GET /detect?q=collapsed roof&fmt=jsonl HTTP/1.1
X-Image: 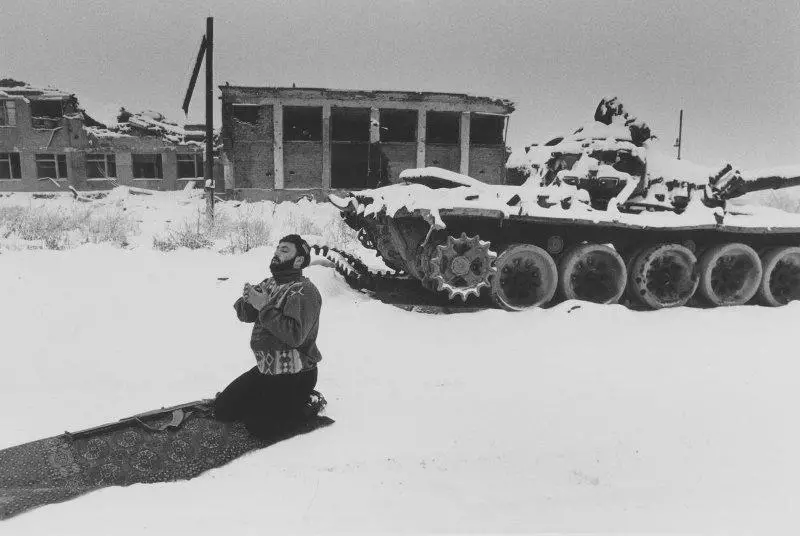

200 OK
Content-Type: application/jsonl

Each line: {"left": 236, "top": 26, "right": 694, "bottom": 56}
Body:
{"left": 86, "top": 109, "right": 206, "bottom": 145}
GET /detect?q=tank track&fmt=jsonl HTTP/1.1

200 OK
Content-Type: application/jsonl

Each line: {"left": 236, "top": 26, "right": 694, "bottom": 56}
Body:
{"left": 310, "top": 244, "right": 404, "bottom": 293}
{"left": 310, "top": 243, "right": 495, "bottom": 313}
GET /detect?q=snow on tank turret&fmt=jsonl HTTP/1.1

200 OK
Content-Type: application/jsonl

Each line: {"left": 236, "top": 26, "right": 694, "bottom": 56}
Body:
{"left": 330, "top": 98, "right": 800, "bottom": 311}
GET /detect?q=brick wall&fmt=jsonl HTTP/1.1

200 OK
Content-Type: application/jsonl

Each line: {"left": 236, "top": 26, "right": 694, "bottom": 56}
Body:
{"left": 224, "top": 103, "right": 275, "bottom": 189}
{"left": 0, "top": 95, "right": 205, "bottom": 192}
{"left": 284, "top": 142, "right": 323, "bottom": 189}
{"left": 232, "top": 105, "right": 273, "bottom": 141}
{"left": 468, "top": 146, "right": 507, "bottom": 185}
{"left": 219, "top": 89, "right": 515, "bottom": 191}
{"left": 380, "top": 142, "right": 417, "bottom": 183}
{"left": 425, "top": 144, "right": 460, "bottom": 172}
{"left": 233, "top": 142, "right": 274, "bottom": 189}
{"left": 0, "top": 100, "right": 83, "bottom": 191}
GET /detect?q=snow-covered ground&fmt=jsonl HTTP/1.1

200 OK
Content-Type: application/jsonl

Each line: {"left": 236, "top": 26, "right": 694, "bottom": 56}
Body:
{"left": 1, "top": 189, "right": 799, "bottom": 534}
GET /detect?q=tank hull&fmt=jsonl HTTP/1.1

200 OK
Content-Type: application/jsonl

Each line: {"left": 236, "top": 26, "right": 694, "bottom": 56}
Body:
{"left": 338, "top": 202, "right": 800, "bottom": 309}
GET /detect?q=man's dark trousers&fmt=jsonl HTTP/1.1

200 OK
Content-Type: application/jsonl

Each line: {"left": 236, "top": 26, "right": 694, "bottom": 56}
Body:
{"left": 214, "top": 366, "right": 318, "bottom": 438}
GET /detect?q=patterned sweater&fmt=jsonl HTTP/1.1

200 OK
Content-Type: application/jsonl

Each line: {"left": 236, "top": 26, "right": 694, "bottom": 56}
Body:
{"left": 234, "top": 272, "right": 323, "bottom": 375}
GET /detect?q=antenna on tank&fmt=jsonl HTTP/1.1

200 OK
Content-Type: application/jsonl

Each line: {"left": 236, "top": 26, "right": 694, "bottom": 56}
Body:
{"left": 674, "top": 109, "right": 683, "bottom": 160}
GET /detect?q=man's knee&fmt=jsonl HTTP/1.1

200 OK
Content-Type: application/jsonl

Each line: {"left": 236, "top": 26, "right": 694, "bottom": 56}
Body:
{"left": 212, "top": 390, "right": 241, "bottom": 421}
{"left": 214, "top": 367, "right": 262, "bottom": 421}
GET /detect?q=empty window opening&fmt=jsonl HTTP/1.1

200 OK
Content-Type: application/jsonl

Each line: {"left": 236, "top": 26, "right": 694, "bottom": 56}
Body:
{"left": 332, "top": 107, "right": 370, "bottom": 142}
{"left": 283, "top": 106, "right": 322, "bottom": 141}
{"left": 0, "top": 101, "right": 17, "bottom": 126}
{"left": 332, "top": 144, "right": 369, "bottom": 189}
{"left": 30, "top": 100, "right": 63, "bottom": 118}
{"left": 132, "top": 154, "right": 163, "bottom": 179}
{"left": 31, "top": 100, "right": 64, "bottom": 129}
{"left": 379, "top": 109, "right": 417, "bottom": 142}
{"left": 470, "top": 114, "right": 506, "bottom": 145}
{"left": 232, "top": 104, "right": 261, "bottom": 125}
{"left": 36, "top": 154, "right": 68, "bottom": 179}
{"left": 426, "top": 111, "right": 459, "bottom": 144}
{"left": 86, "top": 153, "right": 117, "bottom": 179}
{"left": 0, "top": 152, "right": 22, "bottom": 179}
{"left": 177, "top": 153, "right": 204, "bottom": 179}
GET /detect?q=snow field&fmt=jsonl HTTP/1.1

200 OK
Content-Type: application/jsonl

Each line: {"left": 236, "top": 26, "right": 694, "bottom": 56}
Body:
{"left": 1, "top": 243, "right": 799, "bottom": 533}
{"left": 0, "top": 188, "right": 799, "bottom": 533}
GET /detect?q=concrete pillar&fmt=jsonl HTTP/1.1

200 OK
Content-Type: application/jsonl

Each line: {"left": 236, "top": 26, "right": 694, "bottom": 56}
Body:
{"left": 416, "top": 108, "right": 426, "bottom": 169}
{"left": 273, "top": 103, "right": 284, "bottom": 189}
{"left": 370, "top": 107, "right": 380, "bottom": 143}
{"left": 222, "top": 152, "right": 235, "bottom": 190}
{"left": 116, "top": 152, "right": 133, "bottom": 186}
{"left": 322, "top": 103, "right": 331, "bottom": 189}
{"left": 459, "top": 111, "right": 470, "bottom": 176}
{"left": 66, "top": 149, "right": 84, "bottom": 188}
{"left": 162, "top": 151, "right": 178, "bottom": 190}
{"left": 20, "top": 152, "right": 37, "bottom": 190}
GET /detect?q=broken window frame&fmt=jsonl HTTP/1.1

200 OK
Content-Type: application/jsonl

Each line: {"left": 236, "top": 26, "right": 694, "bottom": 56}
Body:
{"left": 131, "top": 153, "right": 163, "bottom": 180}
{"left": 30, "top": 100, "right": 64, "bottom": 118}
{"left": 379, "top": 109, "right": 417, "bottom": 143}
{"left": 177, "top": 153, "right": 204, "bottom": 179}
{"left": 331, "top": 107, "right": 370, "bottom": 143}
{"left": 30, "top": 100, "right": 64, "bottom": 129}
{"left": 426, "top": 111, "right": 460, "bottom": 145}
{"left": 232, "top": 104, "right": 262, "bottom": 125}
{"left": 0, "top": 101, "right": 17, "bottom": 127}
{"left": 0, "top": 152, "right": 22, "bottom": 180}
{"left": 35, "top": 153, "right": 68, "bottom": 179}
{"left": 283, "top": 106, "right": 323, "bottom": 142}
{"left": 469, "top": 113, "right": 506, "bottom": 145}
{"left": 86, "top": 153, "right": 117, "bottom": 179}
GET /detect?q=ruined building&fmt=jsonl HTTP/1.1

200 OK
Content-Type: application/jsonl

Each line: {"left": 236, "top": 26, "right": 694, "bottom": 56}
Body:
{"left": 0, "top": 81, "right": 209, "bottom": 192}
{"left": 220, "top": 86, "right": 514, "bottom": 197}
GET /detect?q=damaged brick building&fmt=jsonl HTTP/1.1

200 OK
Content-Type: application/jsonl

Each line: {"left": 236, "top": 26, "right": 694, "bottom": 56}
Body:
{"left": 0, "top": 82, "right": 212, "bottom": 192}
{"left": 220, "top": 86, "right": 514, "bottom": 196}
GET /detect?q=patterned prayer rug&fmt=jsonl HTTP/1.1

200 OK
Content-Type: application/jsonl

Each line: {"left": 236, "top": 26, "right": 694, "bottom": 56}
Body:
{"left": 0, "top": 411, "right": 334, "bottom": 520}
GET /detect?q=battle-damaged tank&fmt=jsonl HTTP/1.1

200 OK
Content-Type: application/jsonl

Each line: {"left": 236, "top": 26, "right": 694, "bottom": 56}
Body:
{"left": 327, "top": 98, "right": 800, "bottom": 311}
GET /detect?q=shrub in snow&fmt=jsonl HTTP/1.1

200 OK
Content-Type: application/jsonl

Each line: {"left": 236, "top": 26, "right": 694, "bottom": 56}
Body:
{"left": 221, "top": 207, "right": 271, "bottom": 254}
{"left": 153, "top": 207, "right": 271, "bottom": 253}
{"left": 0, "top": 204, "right": 136, "bottom": 250}
{"left": 274, "top": 210, "right": 324, "bottom": 240}
{"left": 0, "top": 206, "right": 74, "bottom": 250}
{"left": 152, "top": 217, "right": 215, "bottom": 252}
{"left": 321, "top": 214, "right": 359, "bottom": 251}
{"left": 79, "top": 208, "right": 139, "bottom": 247}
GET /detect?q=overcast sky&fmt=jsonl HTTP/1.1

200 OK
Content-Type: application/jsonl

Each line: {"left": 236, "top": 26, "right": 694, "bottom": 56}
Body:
{"left": 3, "top": 0, "right": 798, "bottom": 170}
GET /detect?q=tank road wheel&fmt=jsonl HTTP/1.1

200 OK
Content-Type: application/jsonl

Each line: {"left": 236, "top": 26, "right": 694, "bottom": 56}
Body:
{"left": 757, "top": 246, "right": 800, "bottom": 306}
{"left": 429, "top": 233, "right": 497, "bottom": 301}
{"left": 559, "top": 244, "right": 627, "bottom": 304}
{"left": 490, "top": 244, "right": 558, "bottom": 311}
{"left": 629, "top": 244, "right": 699, "bottom": 309}
{"left": 697, "top": 243, "right": 762, "bottom": 306}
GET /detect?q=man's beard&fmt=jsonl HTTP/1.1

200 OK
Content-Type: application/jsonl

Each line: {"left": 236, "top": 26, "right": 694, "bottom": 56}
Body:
{"left": 270, "top": 256, "right": 296, "bottom": 272}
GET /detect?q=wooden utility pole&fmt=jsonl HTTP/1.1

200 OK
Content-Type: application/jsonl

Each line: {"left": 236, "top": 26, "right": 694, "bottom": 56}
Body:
{"left": 204, "top": 16, "right": 214, "bottom": 220}
{"left": 675, "top": 109, "right": 683, "bottom": 160}
{"left": 182, "top": 18, "right": 215, "bottom": 218}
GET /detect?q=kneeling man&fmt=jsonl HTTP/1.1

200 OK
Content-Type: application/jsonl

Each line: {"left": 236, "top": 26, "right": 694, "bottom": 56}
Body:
{"left": 214, "top": 234, "right": 323, "bottom": 437}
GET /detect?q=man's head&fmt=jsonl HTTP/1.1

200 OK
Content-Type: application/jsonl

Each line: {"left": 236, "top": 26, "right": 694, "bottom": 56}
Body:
{"left": 271, "top": 234, "right": 311, "bottom": 272}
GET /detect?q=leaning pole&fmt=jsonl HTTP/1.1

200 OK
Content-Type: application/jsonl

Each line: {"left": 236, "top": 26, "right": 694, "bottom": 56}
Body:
{"left": 204, "top": 16, "right": 214, "bottom": 220}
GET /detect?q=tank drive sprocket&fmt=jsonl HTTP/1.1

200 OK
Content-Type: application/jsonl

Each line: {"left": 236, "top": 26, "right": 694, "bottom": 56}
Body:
{"left": 428, "top": 233, "right": 497, "bottom": 301}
